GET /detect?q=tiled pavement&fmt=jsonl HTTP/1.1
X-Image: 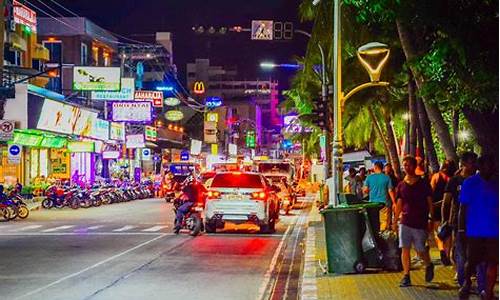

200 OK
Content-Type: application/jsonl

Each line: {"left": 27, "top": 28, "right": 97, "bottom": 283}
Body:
{"left": 301, "top": 203, "right": 494, "bottom": 300}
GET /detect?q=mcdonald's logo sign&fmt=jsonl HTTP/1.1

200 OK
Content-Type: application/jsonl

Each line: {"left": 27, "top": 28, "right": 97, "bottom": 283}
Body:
{"left": 193, "top": 81, "right": 205, "bottom": 95}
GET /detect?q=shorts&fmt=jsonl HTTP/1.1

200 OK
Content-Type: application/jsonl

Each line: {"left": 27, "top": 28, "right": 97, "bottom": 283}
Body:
{"left": 467, "top": 237, "right": 499, "bottom": 264}
{"left": 399, "top": 224, "right": 428, "bottom": 252}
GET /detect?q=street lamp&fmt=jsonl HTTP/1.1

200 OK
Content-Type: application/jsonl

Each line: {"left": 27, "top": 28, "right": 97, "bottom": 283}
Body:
{"left": 259, "top": 62, "right": 301, "bottom": 69}
{"left": 329, "top": 1, "right": 390, "bottom": 207}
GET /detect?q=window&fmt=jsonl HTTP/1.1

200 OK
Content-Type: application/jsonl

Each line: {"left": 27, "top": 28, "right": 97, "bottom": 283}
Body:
{"left": 103, "top": 51, "right": 110, "bottom": 66}
{"left": 32, "top": 59, "right": 42, "bottom": 71}
{"left": 5, "top": 49, "right": 22, "bottom": 66}
{"left": 92, "top": 46, "right": 99, "bottom": 65}
{"left": 80, "top": 43, "right": 88, "bottom": 65}
{"left": 211, "top": 174, "right": 264, "bottom": 189}
{"left": 43, "top": 41, "right": 63, "bottom": 63}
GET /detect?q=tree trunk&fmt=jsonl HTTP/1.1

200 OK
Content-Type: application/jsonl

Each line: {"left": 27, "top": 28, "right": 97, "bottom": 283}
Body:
{"left": 417, "top": 97, "right": 440, "bottom": 172}
{"left": 396, "top": 19, "right": 458, "bottom": 163}
{"left": 381, "top": 106, "right": 403, "bottom": 179}
{"left": 408, "top": 75, "right": 418, "bottom": 157}
{"left": 463, "top": 107, "right": 499, "bottom": 158}
{"left": 367, "top": 105, "right": 391, "bottom": 158}
{"left": 452, "top": 110, "right": 459, "bottom": 149}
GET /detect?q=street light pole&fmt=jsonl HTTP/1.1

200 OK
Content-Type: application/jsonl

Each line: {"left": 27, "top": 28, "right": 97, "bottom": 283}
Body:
{"left": 331, "top": 0, "right": 342, "bottom": 206}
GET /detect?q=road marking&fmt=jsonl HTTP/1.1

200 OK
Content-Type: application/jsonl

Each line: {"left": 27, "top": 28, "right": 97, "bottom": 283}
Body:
{"left": 12, "top": 225, "right": 43, "bottom": 231}
{"left": 256, "top": 224, "right": 292, "bottom": 300}
{"left": 41, "top": 225, "right": 74, "bottom": 232}
{"left": 113, "top": 225, "right": 135, "bottom": 232}
{"left": 282, "top": 213, "right": 306, "bottom": 299}
{"left": 87, "top": 225, "right": 104, "bottom": 230}
{"left": 142, "top": 225, "right": 168, "bottom": 232}
{"left": 14, "top": 234, "right": 168, "bottom": 300}
{"left": 0, "top": 232, "right": 172, "bottom": 236}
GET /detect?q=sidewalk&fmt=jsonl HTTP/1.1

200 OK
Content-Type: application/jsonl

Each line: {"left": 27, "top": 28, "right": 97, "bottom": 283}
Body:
{"left": 25, "top": 196, "right": 44, "bottom": 211}
{"left": 300, "top": 203, "right": 479, "bottom": 300}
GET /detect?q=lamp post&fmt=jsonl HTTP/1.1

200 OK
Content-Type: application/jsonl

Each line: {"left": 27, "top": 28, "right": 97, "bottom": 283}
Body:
{"left": 330, "top": 0, "right": 391, "bottom": 206}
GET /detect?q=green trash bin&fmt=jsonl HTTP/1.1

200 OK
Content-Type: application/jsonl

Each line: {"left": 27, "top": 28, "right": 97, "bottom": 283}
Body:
{"left": 321, "top": 207, "right": 365, "bottom": 274}
{"left": 349, "top": 202, "right": 384, "bottom": 232}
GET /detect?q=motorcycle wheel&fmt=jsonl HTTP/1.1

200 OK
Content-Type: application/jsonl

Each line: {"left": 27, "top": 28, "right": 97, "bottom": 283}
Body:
{"left": 18, "top": 205, "right": 29, "bottom": 219}
{"left": 70, "top": 199, "right": 80, "bottom": 209}
{"left": 55, "top": 200, "right": 64, "bottom": 209}
{"left": 188, "top": 215, "right": 202, "bottom": 236}
{"left": 7, "top": 205, "right": 18, "bottom": 220}
{"left": 93, "top": 198, "right": 102, "bottom": 207}
{"left": 42, "top": 199, "right": 52, "bottom": 209}
{"left": 0, "top": 207, "right": 10, "bottom": 221}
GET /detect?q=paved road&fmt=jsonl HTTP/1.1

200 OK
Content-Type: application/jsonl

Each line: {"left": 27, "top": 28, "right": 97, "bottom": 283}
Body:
{"left": 0, "top": 197, "right": 311, "bottom": 300}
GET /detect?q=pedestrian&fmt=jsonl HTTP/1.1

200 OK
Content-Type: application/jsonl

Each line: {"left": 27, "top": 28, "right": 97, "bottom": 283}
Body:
{"left": 357, "top": 167, "right": 367, "bottom": 200}
{"left": 363, "top": 161, "right": 396, "bottom": 231}
{"left": 430, "top": 159, "right": 457, "bottom": 265}
{"left": 393, "top": 155, "right": 435, "bottom": 287}
{"left": 344, "top": 167, "right": 358, "bottom": 194}
{"left": 441, "top": 152, "right": 486, "bottom": 290}
{"left": 384, "top": 163, "right": 400, "bottom": 192}
{"left": 458, "top": 155, "right": 498, "bottom": 300}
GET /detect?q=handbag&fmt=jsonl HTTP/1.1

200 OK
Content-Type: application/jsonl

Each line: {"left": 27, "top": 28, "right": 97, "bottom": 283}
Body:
{"left": 437, "top": 221, "right": 452, "bottom": 241}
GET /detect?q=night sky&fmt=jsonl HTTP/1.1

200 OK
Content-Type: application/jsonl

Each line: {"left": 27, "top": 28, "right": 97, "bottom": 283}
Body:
{"left": 35, "top": 0, "right": 311, "bottom": 88}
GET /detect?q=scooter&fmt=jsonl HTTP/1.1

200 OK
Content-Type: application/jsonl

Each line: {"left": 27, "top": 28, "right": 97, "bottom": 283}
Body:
{"left": 172, "top": 197, "right": 203, "bottom": 236}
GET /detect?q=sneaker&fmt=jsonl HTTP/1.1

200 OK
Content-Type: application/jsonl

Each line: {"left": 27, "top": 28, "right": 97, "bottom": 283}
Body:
{"left": 400, "top": 274, "right": 411, "bottom": 287}
{"left": 425, "top": 263, "right": 435, "bottom": 282}
{"left": 440, "top": 250, "right": 452, "bottom": 266}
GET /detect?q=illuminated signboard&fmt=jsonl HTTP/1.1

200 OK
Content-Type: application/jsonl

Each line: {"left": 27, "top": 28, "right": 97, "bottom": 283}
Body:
{"left": 110, "top": 122, "right": 125, "bottom": 141}
{"left": 102, "top": 151, "right": 120, "bottom": 159}
{"left": 206, "top": 112, "right": 218, "bottom": 122}
{"left": 145, "top": 126, "right": 157, "bottom": 142}
{"left": 205, "top": 96, "right": 222, "bottom": 108}
{"left": 68, "top": 141, "right": 95, "bottom": 153}
{"left": 164, "top": 97, "right": 180, "bottom": 106}
{"left": 193, "top": 81, "right": 205, "bottom": 95}
{"left": 92, "top": 78, "right": 135, "bottom": 100}
{"left": 13, "top": 0, "right": 37, "bottom": 33}
{"left": 134, "top": 90, "right": 163, "bottom": 107}
{"left": 90, "top": 119, "right": 110, "bottom": 140}
{"left": 164, "top": 110, "right": 184, "bottom": 121}
{"left": 246, "top": 130, "right": 256, "bottom": 148}
{"left": 126, "top": 134, "right": 145, "bottom": 148}
{"left": 111, "top": 101, "right": 152, "bottom": 122}
{"left": 73, "top": 66, "right": 121, "bottom": 91}
{"left": 73, "top": 109, "right": 97, "bottom": 137}
{"left": 251, "top": 20, "right": 273, "bottom": 40}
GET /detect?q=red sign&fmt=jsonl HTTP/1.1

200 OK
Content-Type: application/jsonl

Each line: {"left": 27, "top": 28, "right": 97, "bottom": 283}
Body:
{"left": 13, "top": 0, "right": 37, "bottom": 33}
{"left": 134, "top": 90, "right": 163, "bottom": 107}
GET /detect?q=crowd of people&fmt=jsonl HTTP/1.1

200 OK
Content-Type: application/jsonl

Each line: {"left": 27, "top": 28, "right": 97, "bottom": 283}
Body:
{"left": 344, "top": 152, "right": 498, "bottom": 299}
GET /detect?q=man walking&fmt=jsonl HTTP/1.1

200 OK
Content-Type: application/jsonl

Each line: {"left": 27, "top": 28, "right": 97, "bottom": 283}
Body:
{"left": 458, "top": 155, "right": 498, "bottom": 299}
{"left": 363, "top": 161, "right": 396, "bottom": 231}
{"left": 393, "top": 156, "right": 435, "bottom": 287}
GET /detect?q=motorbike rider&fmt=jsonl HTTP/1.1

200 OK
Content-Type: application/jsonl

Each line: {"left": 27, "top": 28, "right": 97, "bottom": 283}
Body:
{"left": 174, "top": 174, "right": 207, "bottom": 234}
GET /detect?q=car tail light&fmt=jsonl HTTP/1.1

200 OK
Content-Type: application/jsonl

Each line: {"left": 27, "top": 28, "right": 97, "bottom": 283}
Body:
{"left": 207, "top": 190, "right": 221, "bottom": 199}
{"left": 251, "top": 191, "right": 267, "bottom": 200}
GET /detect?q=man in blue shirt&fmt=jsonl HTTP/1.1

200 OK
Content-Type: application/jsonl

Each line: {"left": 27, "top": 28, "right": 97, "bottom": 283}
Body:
{"left": 364, "top": 161, "right": 396, "bottom": 231}
{"left": 459, "top": 155, "right": 499, "bottom": 299}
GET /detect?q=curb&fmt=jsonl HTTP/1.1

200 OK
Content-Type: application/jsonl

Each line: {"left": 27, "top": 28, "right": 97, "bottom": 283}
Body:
{"left": 299, "top": 194, "right": 321, "bottom": 300}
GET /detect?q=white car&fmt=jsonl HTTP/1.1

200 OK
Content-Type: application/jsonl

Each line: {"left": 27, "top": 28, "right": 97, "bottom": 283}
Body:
{"left": 204, "top": 172, "right": 280, "bottom": 233}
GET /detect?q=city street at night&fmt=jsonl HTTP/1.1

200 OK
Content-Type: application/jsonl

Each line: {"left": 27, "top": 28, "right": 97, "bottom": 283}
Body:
{"left": 0, "top": 197, "right": 312, "bottom": 300}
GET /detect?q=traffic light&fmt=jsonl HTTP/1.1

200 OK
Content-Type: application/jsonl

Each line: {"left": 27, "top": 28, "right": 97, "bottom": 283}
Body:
{"left": 311, "top": 98, "right": 328, "bottom": 129}
{"left": 246, "top": 130, "right": 256, "bottom": 148}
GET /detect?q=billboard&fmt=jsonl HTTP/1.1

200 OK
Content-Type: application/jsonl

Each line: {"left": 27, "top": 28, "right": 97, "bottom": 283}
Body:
{"left": 73, "top": 66, "right": 121, "bottom": 91}
{"left": 134, "top": 90, "right": 163, "bottom": 107}
{"left": 251, "top": 20, "right": 273, "bottom": 40}
{"left": 110, "top": 122, "right": 125, "bottom": 141}
{"left": 164, "top": 110, "right": 184, "bottom": 121}
{"left": 37, "top": 99, "right": 79, "bottom": 135}
{"left": 204, "top": 121, "right": 217, "bottom": 144}
{"left": 90, "top": 119, "right": 110, "bottom": 140}
{"left": 73, "top": 109, "right": 98, "bottom": 137}
{"left": 91, "top": 78, "right": 135, "bottom": 100}
{"left": 111, "top": 101, "right": 152, "bottom": 122}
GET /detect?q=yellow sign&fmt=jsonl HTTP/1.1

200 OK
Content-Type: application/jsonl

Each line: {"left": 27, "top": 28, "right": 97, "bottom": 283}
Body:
{"left": 206, "top": 112, "right": 218, "bottom": 122}
{"left": 193, "top": 81, "right": 205, "bottom": 95}
{"left": 211, "top": 144, "right": 218, "bottom": 155}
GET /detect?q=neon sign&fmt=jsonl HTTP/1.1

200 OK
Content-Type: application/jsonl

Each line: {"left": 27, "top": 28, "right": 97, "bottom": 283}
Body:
{"left": 193, "top": 81, "right": 205, "bottom": 95}
{"left": 205, "top": 96, "right": 222, "bottom": 108}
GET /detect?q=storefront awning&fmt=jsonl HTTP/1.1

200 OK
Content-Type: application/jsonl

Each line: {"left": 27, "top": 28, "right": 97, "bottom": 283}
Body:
{"left": 12, "top": 131, "right": 43, "bottom": 147}
{"left": 68, "top": 141, "right": 94, "bottom": 152}
{"left": 40, "top": 136, "right": 67, "bottom": 148}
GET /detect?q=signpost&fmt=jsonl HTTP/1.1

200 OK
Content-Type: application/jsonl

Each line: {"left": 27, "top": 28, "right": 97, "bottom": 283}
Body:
{"left": 7, "top": 144, "right": 21, "bottom": 164}
{"left": 251, "top": 20, "right": 273, "bottom": 40}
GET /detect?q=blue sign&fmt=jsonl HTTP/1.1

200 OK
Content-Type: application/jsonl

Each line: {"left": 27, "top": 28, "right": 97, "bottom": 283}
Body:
{"left": 9, "top": 145, "right": 20, "bottom": 155}
{"left": 205, "top": 96, "right": 223, "bottom": 108}
{"left": 180, "top": 150, "right": 190, "bottom": 161}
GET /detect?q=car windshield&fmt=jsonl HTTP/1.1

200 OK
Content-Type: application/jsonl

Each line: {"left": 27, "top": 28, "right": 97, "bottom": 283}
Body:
{"left": 211, "top": 173, "right": 264, "bottom": 189}
{"left": 258, "top": 163, "right": 290, "bottom": 174}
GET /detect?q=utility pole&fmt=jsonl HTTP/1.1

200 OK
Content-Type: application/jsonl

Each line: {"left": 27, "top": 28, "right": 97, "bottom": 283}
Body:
{"left": 0, "top": 0, "right": 6, "bottom": 86}
{"left": 331, "top": 0, "right": 342, "bottom": 206}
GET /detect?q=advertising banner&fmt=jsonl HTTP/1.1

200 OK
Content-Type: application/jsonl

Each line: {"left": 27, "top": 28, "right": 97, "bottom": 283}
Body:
{"left": 91, "top": 78, "right": 135, "bottom": 100}
{"left": 67, "top": 141, "right": 94, "bottom": 153}
{"left": 73, "top": 109, "right": 97, "bottom": 137}
{"left": 90, "top": 119, "right": 109, "bottom": 140}
{"left": 228, "top": 143, "right": 237, "bottom": 156}
{"left": 13, "top": 0, "right": 37, "bottom": 33}
{"left": 126, "top": 134, "right": 145, "bottom": 149}
{"left": 102, "top": 151, "right": 120, "bottom": 159}
{"left": 190, "top": 139, "right": 202, "bottom": 155}
{"left": 164, "top": 110, "right": 184, "bottom": 121}
{"left": 204, "top": 121, "right": 217, "bottom": 144}
{"left": 112, "top": 101, "right": 152, "bottom": 122}
{"left": 110, "top": 122, "right": 125, "bottom": 141}
{"left": 37, "top": 99, "right": 75, "bottom": 134}
{"left": 144, "top": 126, "right": 157, "bottom": 142}
{"left": 73, "top": 66, "right": 121, "bottom": 91}
{"left": 134, "top": 90, "right": 163, "bottom": 107}
{"left": 0, "top": 120, "right": 15, "bottom": 141}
